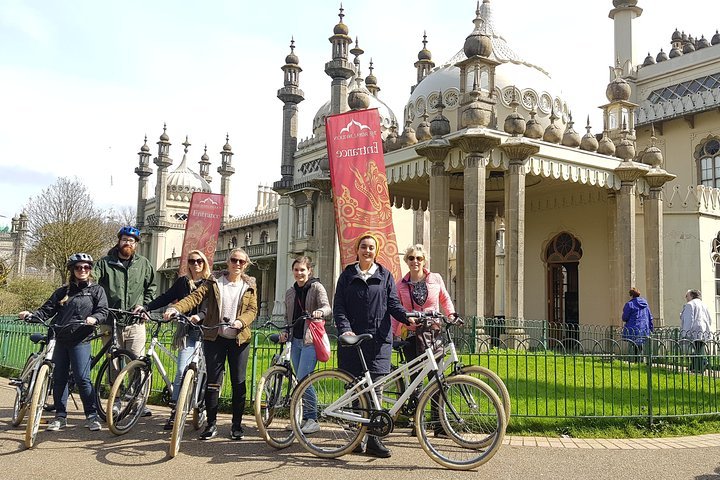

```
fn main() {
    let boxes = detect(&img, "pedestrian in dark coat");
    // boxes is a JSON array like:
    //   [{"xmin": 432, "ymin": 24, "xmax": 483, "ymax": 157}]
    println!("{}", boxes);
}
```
[{"xmin": 333, "ymin": 234, "xmax": 411, "ymax": 458}]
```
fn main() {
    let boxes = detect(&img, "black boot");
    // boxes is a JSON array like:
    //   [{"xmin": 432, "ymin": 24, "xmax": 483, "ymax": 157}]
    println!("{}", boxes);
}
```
[{"xmin": 365, "ymin": 435, "xmax": 391, "ymax": 458}]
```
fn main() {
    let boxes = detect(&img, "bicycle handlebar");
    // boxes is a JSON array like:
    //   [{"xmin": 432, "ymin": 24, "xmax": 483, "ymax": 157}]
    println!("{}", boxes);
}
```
[
  {"xmin": 169, "ymin": 312, "xmax": 237, "ymax": 331},
  {"xmin": 20, "ymin": 313, "xmax": 96, "ymax": 330},
  {"xmin": 260, "ymin": 313, "xmax": 313, "ymax": 331},
  {"xmin": 406, "ymin": 311, "xmax": 464, "ymax": 327}
]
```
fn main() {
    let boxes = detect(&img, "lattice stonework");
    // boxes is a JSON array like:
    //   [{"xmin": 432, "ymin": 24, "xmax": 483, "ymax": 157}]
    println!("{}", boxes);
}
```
[{"xmin": 648, "ymin": 74, "xmax": 720, "ymax": 104}]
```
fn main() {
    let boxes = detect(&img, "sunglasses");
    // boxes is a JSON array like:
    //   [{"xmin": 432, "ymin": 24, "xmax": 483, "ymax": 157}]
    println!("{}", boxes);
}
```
[
  {"xmin": 187, "ymin": 258, "xmax": 204, "ymax": 265},
  {"xmin": 407, "ymin": 255, "xmax": 424, "ymax": 262},
  {"xmin": 74, "ymin": 265, "xmax": 92, "ymax": 272},
  {"xmin": 119, "ymin": 238, "xmax": 137, "ymax": 244},
  {"xmin": 230, "ymin": 257, "xmax": 247, "ymax": 265}
]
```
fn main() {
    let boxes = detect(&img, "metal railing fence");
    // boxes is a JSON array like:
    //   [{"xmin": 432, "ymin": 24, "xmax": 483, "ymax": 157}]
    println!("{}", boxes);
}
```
[{"xmin": 2, "ymin": 315, "xmax": 719, "ymax": 422}]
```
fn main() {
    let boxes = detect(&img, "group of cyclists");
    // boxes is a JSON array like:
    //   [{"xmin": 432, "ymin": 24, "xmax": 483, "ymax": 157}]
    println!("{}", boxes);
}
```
[{"xmin": 17, "ymin": 227, "xmax": 458, "ymax": 460}]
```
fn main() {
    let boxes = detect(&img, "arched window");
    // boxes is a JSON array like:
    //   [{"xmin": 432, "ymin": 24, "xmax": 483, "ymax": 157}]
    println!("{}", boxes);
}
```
[
  {"xmin": 260, "ymin": 230, "xmax": 269, "ymax": 244},
  {"xmin": 245, "ymin": 231, "xmax": 252, "ymax": 246},
  {"xmin": 544, "ymin": 232, "xmax": 583, "ymax": 343},
  {"xmin": 695, "ymin": 137, "xmax": 720, "ymax": 188}
]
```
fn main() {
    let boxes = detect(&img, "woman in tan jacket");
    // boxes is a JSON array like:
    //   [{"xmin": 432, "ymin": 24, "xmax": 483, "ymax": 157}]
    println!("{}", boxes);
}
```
[{"xmin": 165, "ymin": 247, "xmax": 257, "ymax": 441}]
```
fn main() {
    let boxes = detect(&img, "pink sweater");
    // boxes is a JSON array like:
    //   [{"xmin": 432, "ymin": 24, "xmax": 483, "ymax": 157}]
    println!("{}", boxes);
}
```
[{"xmin": 392, "ymin": 269, "xmax": 455, "ymax": 337}]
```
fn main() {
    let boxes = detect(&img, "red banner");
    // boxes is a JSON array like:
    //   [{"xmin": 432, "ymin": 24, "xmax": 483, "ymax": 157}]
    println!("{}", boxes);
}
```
[
  {"xmin": 325, "ymin": 108, "xmax": 401, "ymax": 280},
  {"xmin": 178, "ymin": 192, "xmax": 224, "ymax": 276}
]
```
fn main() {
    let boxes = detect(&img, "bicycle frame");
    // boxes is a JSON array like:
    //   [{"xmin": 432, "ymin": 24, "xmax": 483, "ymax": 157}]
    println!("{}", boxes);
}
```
[
  {"xmin": 324, "ymin": 344, "xmax": 442, "ymax": 424},
  {"xmin": 143, "ymin": 333, "xmax": 177, "ymax": 395}
]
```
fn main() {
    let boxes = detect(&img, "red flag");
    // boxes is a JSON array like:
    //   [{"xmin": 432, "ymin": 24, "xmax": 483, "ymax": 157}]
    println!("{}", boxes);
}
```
[
  {"xmin": 325, "ymin": 109, "xmax": 401, "ymax": 280},
  {"xmin": 178, "ymin": 192, "xmax": 224, "ymax": 276}
]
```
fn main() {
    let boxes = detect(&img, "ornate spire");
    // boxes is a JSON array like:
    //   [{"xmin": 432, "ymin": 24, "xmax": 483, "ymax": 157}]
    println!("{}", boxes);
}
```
[
  {"xmin": 365, "ymin": 58, "xmax": 380, "ymax": 96},
  {"xmin": 580, "ymin": 116, "xmax": 599, "ymax": 152},
  {"xmin": 199, "ymin": 144, "xmax": 212, "ymax": 183}
]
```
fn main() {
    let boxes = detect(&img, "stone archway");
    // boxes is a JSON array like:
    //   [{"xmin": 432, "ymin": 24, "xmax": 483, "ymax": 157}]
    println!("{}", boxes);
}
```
[{"xmin": 544, "ymin": 232, "xmax": 583, "ymax": 347}]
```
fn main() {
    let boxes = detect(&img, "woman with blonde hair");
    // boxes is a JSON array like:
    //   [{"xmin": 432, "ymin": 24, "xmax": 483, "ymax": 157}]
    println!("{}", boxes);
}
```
[
  {"xmin": 145, "ymin": 249, "xmax": 212, "ymax": 429},
  {"xmin": 165, "ymin": 247, "xmax": 258, "ymax": 441}
]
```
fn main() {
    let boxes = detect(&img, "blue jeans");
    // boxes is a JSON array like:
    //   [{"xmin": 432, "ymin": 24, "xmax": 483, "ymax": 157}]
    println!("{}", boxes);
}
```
[
  {"xmin": 53, "ymin": 341, "xmax": 97, "ymax": 418},
  {"xmin": 291, "ymin": 337, "xmax": 317, "ymax": 420},
  {"xmin": 171, "ymin": 339, "xmax": 197, "ymax": 403}
]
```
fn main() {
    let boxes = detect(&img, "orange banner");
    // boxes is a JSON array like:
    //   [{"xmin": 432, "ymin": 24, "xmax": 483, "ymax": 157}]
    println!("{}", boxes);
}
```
[
  {"xmin": 325, "ymin": 108, "xmax": 401, "ymax": 280},
  {"xmin": 178, "ymin": 192, "xmax": 224, "ymax": 276}
]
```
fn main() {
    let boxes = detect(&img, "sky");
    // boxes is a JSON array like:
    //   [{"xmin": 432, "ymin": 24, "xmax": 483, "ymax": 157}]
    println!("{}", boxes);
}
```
[{"xmin": 1, "ymin": 0, "xmax": 717, "ymax": 228}]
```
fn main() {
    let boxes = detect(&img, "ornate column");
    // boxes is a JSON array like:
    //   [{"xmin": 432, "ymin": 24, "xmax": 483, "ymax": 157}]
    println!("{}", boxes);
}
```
[
  {"xmin": 311, "ymin": 157, "xmax": 338, "ymax": 300},
  {"xmin": 484, "ymin": 213, "xmax": 496, "ymax": 317},
  {"xmin": 498, "ymin": 139, "xmax": 539, "ymax": 323},
  {"xmin": 455, "ymin": 209, "xmax": 465, "ymax": 313},
  {"xmin": 272, "ymin": 195, "xmax": 292, "ymax": 320},
  {"xmin": 641, "ymin": 134, "xmax": 676, "ymax": 327},
  {"xmin": 134, "ymin": 136, "xmax": 152, "ymax": 228},
  {"xmin": 256, "ymin": 260, "xmax": 272, "ymax": 318},
  {"xmin": 607, "ymin": 191, "xmax": 620, "ymax": 327}
]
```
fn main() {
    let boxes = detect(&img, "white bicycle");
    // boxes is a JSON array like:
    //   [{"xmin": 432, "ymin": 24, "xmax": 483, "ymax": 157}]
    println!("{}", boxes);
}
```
[{"xmin": 290, "ymin": 311, "xmax": 506, "ymax": 471}]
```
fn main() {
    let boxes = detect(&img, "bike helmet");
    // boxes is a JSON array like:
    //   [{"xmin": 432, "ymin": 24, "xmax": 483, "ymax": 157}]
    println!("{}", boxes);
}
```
[
  {"xmin": 117, "ymin": 226, "xmax": 141, "ymax": 241},
  {"xmin": 67, "ymin": 253, "xmax": 94, "ymax": 268}
]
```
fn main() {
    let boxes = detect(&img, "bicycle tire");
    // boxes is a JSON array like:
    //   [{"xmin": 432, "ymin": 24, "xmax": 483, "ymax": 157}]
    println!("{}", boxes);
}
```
[
  {"xmin": 11, "ymin": 354, "xmax": 36, "ymax": 427},
  {"xmin": 191, "ymin": 406, "xmax": 205, "ymax": 431},
  {"xmin": 94, "ymin": 349, "xmax": 136, "ymax": 421},
  {"xmin": 25, "ymin": 363, "xmax": 51, "ymax": 448},
  {"xmin": 415, "ymin": 375, "xmax": 505, "ymax": 470},
  {"xmin": 106, "ymin": 359, "xmax": 151, "ymax": 435},
  {"xmin": 456, "ymin": 365, "xmax": 511, "ymax": 421},
  {"xmin": 291, "ymin": 369, "xmax": 368, "ymax": 458},
  {"xmin": 255, "ymin": 365, "xmax": 296, "ymax": 449},
  {"xmin": 169, "ymin": 368, "xmax": 194, "ymax": 458}
]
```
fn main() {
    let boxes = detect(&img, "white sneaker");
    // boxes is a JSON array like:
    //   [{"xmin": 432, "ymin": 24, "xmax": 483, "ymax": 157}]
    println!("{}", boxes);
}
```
[
  {"xmin": 85, "ymin": 414, "xmax": 101, "ymax": 431},
  {"xmin": 301, "ymin": 418, "xmax": 320, "ymax": 434},
  {"xmin": 46, "ymin": 417, "xmax": 67, "ymax": 431}
]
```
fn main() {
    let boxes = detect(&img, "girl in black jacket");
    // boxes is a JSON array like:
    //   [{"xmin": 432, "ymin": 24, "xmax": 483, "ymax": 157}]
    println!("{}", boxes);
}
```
[
  {"xmin": 19, "ymin": 253, "xmax": 108, "ymax": 432},
  {"xmin": 144, "ymin": 249, "xmax": 211, "ymax": 429}
]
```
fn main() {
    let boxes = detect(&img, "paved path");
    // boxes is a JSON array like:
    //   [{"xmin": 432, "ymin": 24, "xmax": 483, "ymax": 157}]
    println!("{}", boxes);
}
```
[{"xmin": 1, "ymin": 380, "xmax": 719, "ymax": 479}]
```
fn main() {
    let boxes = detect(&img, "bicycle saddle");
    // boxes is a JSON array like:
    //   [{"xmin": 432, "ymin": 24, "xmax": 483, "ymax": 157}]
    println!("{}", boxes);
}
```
[
  {"xmin": 30, "ymin": 333, "xmax": 47, "ymax": 344},
  {"xmin": 269, "ymin": 333, "xmax": 281, "ymax": 344},
  {"xmin": 338, "ymin": 333, "xmax": 373, "ymax": 347}
]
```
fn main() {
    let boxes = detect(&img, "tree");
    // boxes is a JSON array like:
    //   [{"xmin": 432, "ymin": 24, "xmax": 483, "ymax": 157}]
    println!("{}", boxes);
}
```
[{"xmin": 23, "ymin": 177, "xmax": 116, "ymax": 280}]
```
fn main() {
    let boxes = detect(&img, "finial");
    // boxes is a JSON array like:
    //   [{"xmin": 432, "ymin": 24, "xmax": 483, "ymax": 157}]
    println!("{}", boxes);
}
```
[
  {"xmin": 422, "ymin": 31, "xmax": 428, "ymax": 49},
  {"xmin": 338, "ymin": 3, "xmax": 344, "ymax": 23},
  {"xmin": 585, "ymin": 115, "xmax": 592, "ymax": 134},
  {"xmin": 435, "ymin": 90, "xmax": 445, "ymax": 112},
  {"xmin": 650, "ymin": 123, "xmax": 657, "ymax": 145},
  {"xmin": 182, "ymin": 135, "xmax": 190, "ymax": 153},
  {"xmin": 476, "ymin": 0, "xmax": 481, "ymax": 16},
  {"xmin": 368, "ymin": 58, "xmax": 374, "ymax": 75},
  {"xmin": 290, "ymin": 37, "xmax": 295, "ymax": 52}
]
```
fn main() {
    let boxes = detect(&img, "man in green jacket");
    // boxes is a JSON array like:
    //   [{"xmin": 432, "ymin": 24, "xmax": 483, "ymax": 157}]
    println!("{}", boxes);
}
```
[{"xmin": 93, "ymin": 226, "xmax": 157, "ymax": 360}]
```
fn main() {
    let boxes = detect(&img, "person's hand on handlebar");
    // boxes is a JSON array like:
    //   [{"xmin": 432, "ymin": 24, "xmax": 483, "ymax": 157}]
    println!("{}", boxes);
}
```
[
  {"xmin": 311, "ymin": 310, "xmax": 324, "ymax": 320},
  {"xmin": 18, "ymin": 311, "xmax": 31, "ymax": 321},
  {"xmin": 188, "ymin": 314, "xmax": 201, "ymax": 324},
  {"xmin": 86, "ymin": 317, "xmax": 98, "ymax": 326},
  {"xmin": 132, "ymin": 305, "xmax": 148, "ymax": 322},
  {"xmin": 278, "ymin": 331, "xmax": 288, "ymax": 343},
  {"xmin": 163, "ymin": 307, "xmax": 179, "ymax": 320}
]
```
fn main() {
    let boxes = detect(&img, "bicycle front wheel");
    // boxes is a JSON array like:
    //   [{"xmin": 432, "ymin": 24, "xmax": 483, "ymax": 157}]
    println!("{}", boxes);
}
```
[
  {"xmin": 94, "ymin": 349, "xmax": 136, "ymax": 421},
  {"xmin": 415, "ymin": 375, "xmax": 506, "ymax": 471},
  {"xmin": 456, "ymin": 365, "xmax": 511, "ymax": 421},
  {"xmin": 25, "ymin": 363, "xmax": 51, "ymax": 448},
  {"xmin": 290, "ymin": 369, "xmax": 368, "ymax": 458},
  {"xmin": 106, "ymin": 359, "xmax": 151, "ymax": 435},
  {"xmin": 169, "ymin": 368, "xmax": 195, "ymax": 458},
  {"xmin": 254, "ymin": 365, "xmax": 296, "ymax": 449}
]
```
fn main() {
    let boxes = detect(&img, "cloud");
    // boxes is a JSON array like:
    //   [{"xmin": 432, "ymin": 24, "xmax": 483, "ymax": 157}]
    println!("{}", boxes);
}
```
[
  {"xmin": 0, "ymin": 165, "xmax": 55, "ymax": 186},
  {"xmin": 0, "ymin": 0, "xmax": 52, "ymax": 45}
]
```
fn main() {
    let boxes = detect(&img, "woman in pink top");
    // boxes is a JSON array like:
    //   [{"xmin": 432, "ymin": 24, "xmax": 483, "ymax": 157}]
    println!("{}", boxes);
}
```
[{"xmin": 392, "ymin": 244, "xmax": 456, "ymax": 361}]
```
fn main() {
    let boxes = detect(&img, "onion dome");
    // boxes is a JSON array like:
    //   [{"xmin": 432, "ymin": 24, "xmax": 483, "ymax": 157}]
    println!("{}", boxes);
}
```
[
  {"xmin": 697, "ymin": 35, "xmax": 711, "ymax": 49},
  {"xmin": 416, "ymin": 110, "xmax": 432, "ymax": 142},
  {"xmin": 166, "ymin": 136, "xmax": 211, "ymax": 202},
  {"xmin": 223, "ymin": 135, "xmax": 232, "ymax": 152},
  {"xmin": 597, "ymin": 131, "xmax": 616, "ymax": 156},
  {"xmin": 384, "ymin": 122, "xmax": 400, "ymax": 152},
  {"xmin": 580, "ymin": 116, "xmax": 598, "ymax": 152},
  {"xmin": 418, "ymin": 32, "xmax": 432, "ymax": 61},
  {"xmin": 713, "ymin": 30, "xmax": 720, "ymax": 46},
  {"xmin": 333, "ymin": 5, "xmax": 349, "ymax": 35},
  {"xmin": 615, "ymin": 121, "xmax": 636, "ymax": 161},
  {"xmin": 524, "ymin": 109, "xmax": 543, "ymax": 139},
  {"xmin": 462, "ymin": 87, "xmax": 492, "ymax": 128},
  {"xmin": 642, "ymin": 52, "xmax": 655, "ymax": 67},
  {"xmin": 399, "ymin": 115, "xmax": 418, "ymax": 147},
  {"xmin": 285, "ymin": 38, "xmax": 299, "ymax": 65},
  {"xmin": 606, "ymin": 67, "xmax": 631, "ymax": 102},
  {"xmin": 463, "ymin": 3, "xmax": 492, "ymax": 58},
  {"xmin": 140, "ymin": 135, "xmax": 150, "ymax": 152},
  {"xmin": 365, "ymin": 59, "xmax": 377, "ymax": 89},
  {"xmin": 641, "ymin": 129, "xmax": 663, "ymax": 168},
  {"xmin": 503, "ymin": 90, "xmax": 525, "ymax": 136},
  {"xmin": 543, "ymin": 108, "xmax": 562, "ymax": 144},
  {"xmin": 429, "ymin": 93, "xmax": 451, "ymax": 137},
  {"xmin": 656, "ymin": 49, "xmax": 668, "ymax": 62},
  {"xmin": 561, "ymin": 113, "xmax": 581, "ymax": 148},
  {"xmin": 669, "ymin": 45, "xmax": 682, "ymax": 58},
  {"xmin": 160, "ymin": 123, "xmax": 170, "ymax": 142},
  {"xmin": 683, "ymin": 41, "xmax": 695, "ymax": 54},
  {"xmin": 671, "ymin": 28, "xmax": 682, "ymax": 43}
]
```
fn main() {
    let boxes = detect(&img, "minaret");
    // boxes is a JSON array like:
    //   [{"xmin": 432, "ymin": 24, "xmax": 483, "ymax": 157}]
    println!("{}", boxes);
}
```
[
  {"xmin": 276, "ymin": 38, "xmax": 305, "ymax": 192},
  {"xmin": 199, "ymin": 145, "xmax": 212, "ymax": 185},
  {"xmin": 609, "ymin": 0, "xmax": 643, "ymax": 77},
  {"xmin": 218, "ymin": 134, "xmax": 235, "ymax": 225},
  {"xmin": 12, "ymin": 213, "xmax": 28, "ymax": 276},
  {"xmin": 134, "ymin": 135, "xmax": 152, "ymax": 228},
  {"xmin": 325, "ymin": 5, "xmax": 354, "ymax": 115},
  {"xmin": 413, "ymin": 32, "xmax": 435, "ymax": 90},
  {"xmin": 153, "ymin": 124, "xmax": 172, "ymax": 223},
  {"xmin": 365, "ymin": 59, "xmax": 380, "ymax": 97}
]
